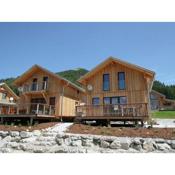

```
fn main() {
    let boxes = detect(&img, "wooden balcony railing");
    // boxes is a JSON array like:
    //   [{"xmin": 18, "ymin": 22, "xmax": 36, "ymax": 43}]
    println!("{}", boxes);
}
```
[
  {"xmin": 17, "ymin": 103, "xmax": 55, "ymax": 116},
  {"xmin": 76, "ymin": 103, "xmax": 149, "ymax": 118},
  {"xmin": 22, "ymin": 82, "xmax": 48, "ymax": 93}
]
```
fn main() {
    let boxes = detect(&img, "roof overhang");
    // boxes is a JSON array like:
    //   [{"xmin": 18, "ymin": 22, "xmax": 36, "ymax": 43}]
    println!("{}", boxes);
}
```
[
  {"xmin": 13, "ymin": 64, "xmax": 85, "ymax": 93},
  {"xmin": 78, "ymin": 56, "xmax": 155, "ymax": 84},
  {"xmin": 0, "ymin": 83, "xmax": 19, "ymax": 100}
]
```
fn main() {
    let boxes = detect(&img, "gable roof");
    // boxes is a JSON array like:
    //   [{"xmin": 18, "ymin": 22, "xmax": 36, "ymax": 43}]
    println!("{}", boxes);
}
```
[
  {"xmin": 0, "ymin": 83, "xmax": 19, "ymax": 100},
  {"xmin": 151, "ymin": 90, "xmax": 166, "ymax": 98},
  {"xmin": 78, "ymin": 56, "xmax": 155, "ymax": 83},
  {"xmin": 13, "ymin": 64, "xmax": 85, "ymax": 92}
]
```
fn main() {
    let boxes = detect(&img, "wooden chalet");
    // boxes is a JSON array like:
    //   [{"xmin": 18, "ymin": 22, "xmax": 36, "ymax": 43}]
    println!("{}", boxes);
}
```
[
  {"xmin": 0, "ymin": 83, "xmax": 19, "ymax": 114},
  {"xmin": 150, "ymin": 90, "xmax": 175, "ymax": 110},
  {"xmin": 13, "ymin": 65, "xmax": 85, "ymax": 119},
  {"xmin": 76, "ymin": 57, "xmax": 155, "ymax": 124}
]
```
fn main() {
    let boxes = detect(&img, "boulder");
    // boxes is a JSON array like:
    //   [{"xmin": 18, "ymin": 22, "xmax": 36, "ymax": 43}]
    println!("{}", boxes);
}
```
[
  {"xmin": 100, "ymin": 140, "xmax": 110, "ymax": 148},
  {"xmin": 93, "ymin": 137, "xmax": 101, "ymax": 145},
  {"xmin": 0, "ymin": 131, "xmax": 8, "ymax": 137},
  {"xmin": 71, "ymin": 140, "xmax": 82, "ymax": 147},
  {"xmin": 110, "ymin": 139, "xmax": 121, "ymax": 149},
  {"xmin": 32, "ymin": 130, "xmax": 41, "ymax": 136},
  {"xmin": 157, "ymin": 143, "xmax": 171, "ymax": 151},
  {"xmin": 20, "ymin": 137, "xmax": 37, "ymax": 143},
  {"xmin": 171, "ymin": 141, "xmax": 175, "ymax": 149},
  {"xmin": 55, "ymin": 138, "xmax": 64, "ymax": 145},
  {"xmin": 154, "ymin": 138, "xmax": 166, "ymax": 144},
  {"xmin": 20, "ymin": 131, "xmax": 32, "ymax": 138},
  {"xmin": 143, "ymin": 139, "xmax": 155, "ymax": 152},
  {"xmin": 7, "ymin": 142, "xmax": 19, "ymax": 149},
  {"xmin": 9, "ymin": 131, "xmax": 20, "ymax": 137},
  {"xmin": 82, "ymin": 139, "xmax": 94, "ymax": 147},
  {"xmin": 0, "ymin": 148, "xmax": 13, "ymax": 153},
  {"xmin": 64, "ymin": 138, "xmax": 72, "ymax": 146},
  {"xmin": 130, "ymin": 139, "xmax": 142, "ymax": 151},
  {"xmin": 2, "ymin": 136, "xmax": 12, "ymax": 142},
  {"xmin": 120, "ymin": 138, "xmax": 131, "ymax": 150}
]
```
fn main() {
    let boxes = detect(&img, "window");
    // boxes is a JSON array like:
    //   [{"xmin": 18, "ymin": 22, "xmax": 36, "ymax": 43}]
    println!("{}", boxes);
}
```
[
  {"xmin": 31, "ymin": 78, "xmax": 38, "ymax": 91},
  {"xmin": 2, "ymin": 93, "xmax": 7, "ymax": 100},
  {"xmin": 118, "ymin": 72, "xmax": 126, "ymax": 90},
  {"xmin": 103, "ymin": 97, "xmax": 110, "ymax": 105},
  {"xmin": 111, "ymin": 97, "xmax": 119, "ymax": 105},
  {"xmin": 119, "ymin": 96, "xmax": 127, "ymax": 104},
  {"xmin": 43, "ymin": 76, "xmax": 48, "ymax": 90},
  {"xmin": 103, "ymin": 74, "xmax": 110, "ymax": 91},
  {"xmin": 49, "ymin": 97, "xmax": 56, "ymax": 106},
  {"xmin": 92, "ymin": 97, "xmax": 100, "ymax": 105},
  {"xmin": 103, "ymin": 96, "xmax": 127, "ymax": 105}
]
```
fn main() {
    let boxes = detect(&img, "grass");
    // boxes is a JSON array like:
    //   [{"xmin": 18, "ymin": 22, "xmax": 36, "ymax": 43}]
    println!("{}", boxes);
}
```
[{"xmin": 152, "ymin": 111, "xmax": 175, "ymax": 119}]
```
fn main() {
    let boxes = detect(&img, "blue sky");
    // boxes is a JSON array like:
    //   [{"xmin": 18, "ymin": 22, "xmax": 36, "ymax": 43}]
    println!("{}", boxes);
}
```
[{"xmin": 0, "ymin": 22, "xmax": 175, "ymax": 84}]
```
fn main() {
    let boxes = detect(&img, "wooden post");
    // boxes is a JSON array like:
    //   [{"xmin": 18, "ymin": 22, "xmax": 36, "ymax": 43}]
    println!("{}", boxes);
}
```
[
  {"xmin": 8, "ymin": 106, "xmax": 11, "ymax": 114},
  {"xmin": 17, "ymin": 107, "xmax": 19, "ymax": 114},
  {"xmin": 30, "ymin": 117, "xmax": 33, "ymax": 126},
  {"xmin": 49, "ymin": 105, "xmax": 52, "ymax": 115},
  {"xmin": 27, "ymin": 106, "xmax": 29, "ymax": 114},
  {"xmin": 43, "ymin": 105, "xmax": 46, "ymax": 115},
  {"xmin": 36, "ymin": 104, "xmax": 39, "ymax": 114}
]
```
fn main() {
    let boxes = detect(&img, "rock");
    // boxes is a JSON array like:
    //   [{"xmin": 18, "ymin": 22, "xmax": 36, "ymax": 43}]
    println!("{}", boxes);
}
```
[
  {"xmin": 0, "ymin": 131, "xmax": 8, "ymax": 137},
  {"xmin": 0, "ymin": 148, "xmax": 13, "ymax": 153},
  {"xmin": 11, "ymin": 136, "xmax": 21, "ymax": 142},
  {"xmin": 9, "ymin": 131, "xmax": 20, "ymax": 137},
  {"xmin": 42, "ymin": 132, "xmax": 57, "ymax": 137},
  {"xmin": 32, "ymin": 130, "xmax": 41, "ymax": 136},
  {"xmin": 143, "ymin": 139, "xmax": 155, "ymax": 152},
  {"xmin": 154, "ymin": 138, "xmax": 166, "ymax": 144},
  {"xmin": 171, "ymin": 141, "xmax": 175, "ymax": 149},
  {"xmin": 36, "ymin": 136, "xmax": 55, "ymax": 142},
  {"xmin": 100, "ymin": 140, "xmax": 110, "ymax": 148},
  {"xmin": 20, "ymin": 137, "xmax": 37, "ymax": 143},
  {"xmin": 93, "ymin": 137, "xmax": 101, "ymax": 145},
  {"xmin": 110, "ymin": 140, "xmax": 121, "ymax": 149},
  {"xmin": 0, "ymin": 136, "xmax": 2, "ymax": 140},
  {"xmin": 130, "ymin": 139, "xmax": 142, "ymax": 151},
  {"xmin": 70, "ymin": 136, "xmax": 81, "ymax": 141},
  {"xmin": 157, "ymin": 143, "xmax": 171, "ymax": 151},
  {"xmin": 20, "ymin": 131, "xmax": 32, "ymax": 138},
  {"xmin": 120, "ymin": 138, "xmax": 130, "ymax": 150},
  {"xmin": 7, "ymin": 142, "xmax": 19, "ymax": 149},
  {"xmin": 82, "ymin": 139, "xmax": 94, "ymax": 147},
  {"xmin": 56, "ymin": 133, "xmax": 65, "ymax": 139},
  {"xmin": 55, "ymin": 138, "xmax": 64, "ymax": 145},
  {"xmin": 2, "ymin": 136, "xmax": 12, "ymax": 142},
  {"xmin": 64, "ymin": 138, "xmax": 72, "ymax": 146},
  {"xmin": 71, "ymin": 140, "xmax": 82, "ymax": 147},
  {"xmin": 33, "ymin": 147, "xmax": 48, "ymax": 153}
]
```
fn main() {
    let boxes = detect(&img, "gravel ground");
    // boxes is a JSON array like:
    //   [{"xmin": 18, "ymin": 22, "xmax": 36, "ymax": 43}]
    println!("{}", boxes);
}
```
[{"xmin": 153, "ymin": 119, "xmax": 175, "ymax": 128}]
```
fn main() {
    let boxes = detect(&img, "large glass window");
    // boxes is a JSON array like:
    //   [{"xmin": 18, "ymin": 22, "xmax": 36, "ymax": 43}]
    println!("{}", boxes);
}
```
[
  {"xmin": 103, "ymin": 74, "xmax": 110, "ymax": 91},
  {"xmin": 118, "ymin": 72, "xmax": 126, "ymax": 90},
  {"xmin": 103, "ymin": 97, "xmax": 110, "ymax": 105},
  {"xmin": 119, "ymin": 96, "xmax": 127, "ymax": 104},
  {"xmin": 2, "ymin": 93, "xmax": 7, "ymax": 100},
  {"xmin": 92, "ymin": 97, "xmax": 100, "ymax": 105}
]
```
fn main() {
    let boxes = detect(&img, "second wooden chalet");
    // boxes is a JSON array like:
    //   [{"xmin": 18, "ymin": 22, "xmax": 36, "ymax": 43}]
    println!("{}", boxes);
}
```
[
  {"xmin": 13, "ymin": 65, "xmax": 85, "ymax": 118},
  {"xmin": 76, "ymin": 57, "xmax": 155, "ymax": 124}
]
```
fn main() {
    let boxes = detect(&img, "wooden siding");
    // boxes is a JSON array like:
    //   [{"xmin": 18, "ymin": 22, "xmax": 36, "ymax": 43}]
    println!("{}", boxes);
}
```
[
  {"xmin": 17, "ymin": 68, "xmax": 83, "ymax": 117},
  {"xmin": 82, "ymin": 62, "xmax": 151, "ymax": 105}
]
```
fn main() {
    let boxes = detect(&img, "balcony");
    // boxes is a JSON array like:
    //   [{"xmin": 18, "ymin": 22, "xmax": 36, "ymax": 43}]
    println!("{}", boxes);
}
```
[
  {"xmin": 22, "ymin": 82, "xmax": 48, "ymax": 94},
  {"xmin": 76, "ymin": 103, "xmax": 149, "ymax": 119},
  {"xmin": 17, "ymin": 103, "xmax": 55, "ymax": 116}
]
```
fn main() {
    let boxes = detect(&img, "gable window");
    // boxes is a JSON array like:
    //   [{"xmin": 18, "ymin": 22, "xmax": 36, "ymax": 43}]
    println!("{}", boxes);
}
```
[
  {"xmin": 103, "ymin": 74, "xmax": 110, "ymax": 91},
  {"xmin": 118, "ymin": 72, "xmax": 126, "ymax": 90},
  {"xmin": 92, "ymin": 97, "xmax": 100, "ymax": 105},
  {"xmin": 43, "ymin": 76, "xmax": 48, "ymax": 90},
  {"xmin": 2, "ymin": 93, "xmax": 7, "ymax": 100},
  {"xmin": 31, "ymin": 78, "xmax": 38, "ymax": 91}
]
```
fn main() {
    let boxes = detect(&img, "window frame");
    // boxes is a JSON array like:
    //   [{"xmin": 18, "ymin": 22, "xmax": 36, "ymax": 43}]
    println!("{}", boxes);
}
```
[
  {"xmin": 118, "ymin": 72, "xmax": 126, "ymax": 90},
  {"xmin": 92, "ymin": 97, "xmax": 100, "ymax": 106},
  {"xmin": 103, "ymin": 73, "xmax": 110, "ymax": 91}
]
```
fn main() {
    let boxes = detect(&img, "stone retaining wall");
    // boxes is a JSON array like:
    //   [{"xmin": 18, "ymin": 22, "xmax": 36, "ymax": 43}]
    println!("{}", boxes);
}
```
[{"xmin": 0, "ymin": 130, "xmax": 175, "ymax": 153}]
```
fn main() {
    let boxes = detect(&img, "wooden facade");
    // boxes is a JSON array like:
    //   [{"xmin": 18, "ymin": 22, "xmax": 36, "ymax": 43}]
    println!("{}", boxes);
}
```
[
  {"xmin": 14, "ymin": 65, "xmax": 85, "ymax": 118},
  {"xmin": 150, "ymin": 90, "xmax": 175, "ymax": 110},
  {"xmin": 0, "ymin": 83, "xmax": 19, "ymax": 114},
  {"xmin": 76, "ymin": 57, "xmax": 155, "ymax": 122}
]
